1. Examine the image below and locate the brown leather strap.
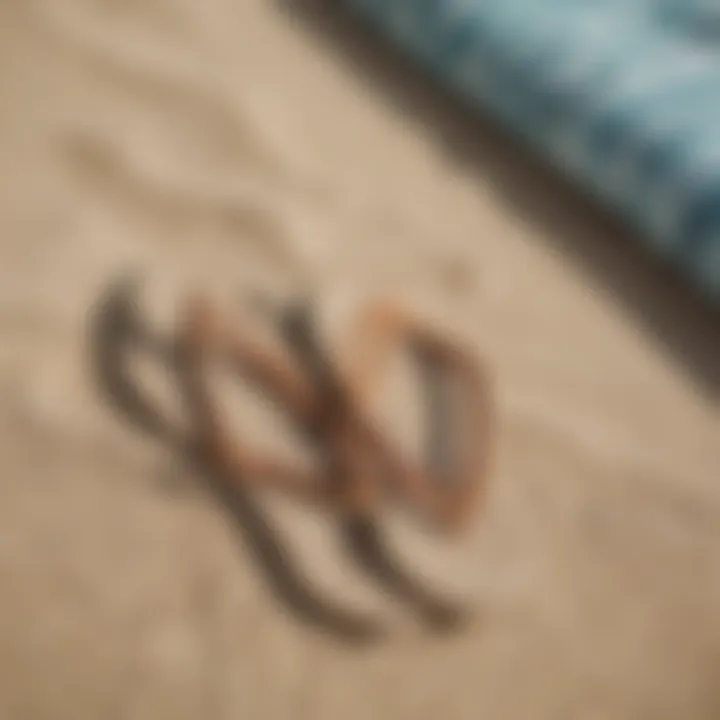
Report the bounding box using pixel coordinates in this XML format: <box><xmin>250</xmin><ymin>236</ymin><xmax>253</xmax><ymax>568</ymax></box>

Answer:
<box><xmin>175</xmin><ymin>294</ymin><xmax>494</xmax><ymax>533</ymax></box>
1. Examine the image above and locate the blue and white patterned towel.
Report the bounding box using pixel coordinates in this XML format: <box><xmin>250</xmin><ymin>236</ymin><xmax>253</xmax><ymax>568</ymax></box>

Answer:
<box><xmin>347</xmin><ymin>0</ymin><xmax>720</xmax><ymax>303</ymax></box>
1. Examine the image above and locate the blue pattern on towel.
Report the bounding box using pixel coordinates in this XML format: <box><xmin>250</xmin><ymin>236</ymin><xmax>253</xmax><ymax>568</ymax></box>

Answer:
<box><xmin>346</xmin><ymin>0</ymin><xmax>720</xmax><ymax>302</ymax></box>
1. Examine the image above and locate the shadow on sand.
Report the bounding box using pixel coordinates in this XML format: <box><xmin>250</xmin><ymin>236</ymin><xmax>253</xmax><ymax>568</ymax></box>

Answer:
<box><xmin>87</xmin><ymin>276</ymin><xmax>470</xmax><ymax>645</ymax></box>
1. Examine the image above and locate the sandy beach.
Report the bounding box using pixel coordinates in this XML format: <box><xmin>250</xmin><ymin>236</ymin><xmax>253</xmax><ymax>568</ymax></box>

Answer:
<box><xmin>0</xmin><ymin>1</ymin><xmax>719</xmax><ymax>718</ymax></box>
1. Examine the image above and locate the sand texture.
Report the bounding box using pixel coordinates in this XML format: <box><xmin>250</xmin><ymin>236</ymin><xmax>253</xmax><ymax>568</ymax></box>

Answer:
<box><xmin>0</xmin><ymin>2</ymin><xmax>719</xmax><ymax>718</ymax></box>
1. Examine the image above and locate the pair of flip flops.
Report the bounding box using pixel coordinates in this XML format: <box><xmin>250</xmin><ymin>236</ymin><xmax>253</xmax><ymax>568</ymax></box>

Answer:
<box><xmin>95</xmin><ymin>278</ymin><xmax>494</xmax><ymax>535</ymax></box>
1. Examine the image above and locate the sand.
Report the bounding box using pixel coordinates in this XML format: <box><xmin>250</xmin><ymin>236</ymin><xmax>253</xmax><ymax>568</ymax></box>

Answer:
<box><xmin>0</xmin><ymin>1</ymin><xmax>719</xmax><ymax>718</ymax></box>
